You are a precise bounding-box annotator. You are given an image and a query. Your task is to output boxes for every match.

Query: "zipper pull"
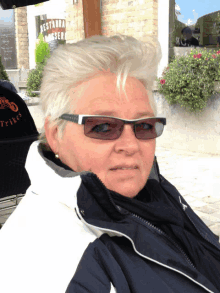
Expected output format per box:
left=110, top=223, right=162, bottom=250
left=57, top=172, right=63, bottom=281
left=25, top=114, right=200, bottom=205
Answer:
left=179, top=196, right=188, bottom=211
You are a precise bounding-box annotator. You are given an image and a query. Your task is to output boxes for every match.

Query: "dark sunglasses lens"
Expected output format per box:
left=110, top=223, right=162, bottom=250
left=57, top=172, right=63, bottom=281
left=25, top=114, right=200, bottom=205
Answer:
left=135, top=119, right=164, bottom=139
left=84, top=118, right=123, bottom=140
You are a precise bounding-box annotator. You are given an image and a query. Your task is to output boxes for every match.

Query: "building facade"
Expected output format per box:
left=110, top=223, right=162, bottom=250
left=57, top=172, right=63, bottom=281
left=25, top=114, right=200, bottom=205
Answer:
left=16, top=0, right=169, bottom=78
left=26, top=0, right=66, bottom=69
left=7, top=1, right=220, bottom=77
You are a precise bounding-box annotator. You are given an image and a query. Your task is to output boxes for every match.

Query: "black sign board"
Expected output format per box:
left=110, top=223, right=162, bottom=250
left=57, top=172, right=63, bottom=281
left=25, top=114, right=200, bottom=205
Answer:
left=0, top=0, right=49, bottom=10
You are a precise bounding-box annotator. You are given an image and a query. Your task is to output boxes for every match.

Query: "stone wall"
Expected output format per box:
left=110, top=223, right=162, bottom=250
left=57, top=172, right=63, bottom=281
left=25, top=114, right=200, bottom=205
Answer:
left=14, top=7, right=29, bottom=69
left=65, top=0, right=84, bottom=43
left=64, top=0, right=158, bottom=43
left=173, top=46, right=220, bottom=57
left=6, top=68, right=30, bottom=93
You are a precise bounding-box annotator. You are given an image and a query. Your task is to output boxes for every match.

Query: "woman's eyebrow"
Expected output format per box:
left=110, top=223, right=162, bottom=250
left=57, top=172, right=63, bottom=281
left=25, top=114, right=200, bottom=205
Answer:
left=134, top=112, right=155, bottom=118
left=91, top=111, right=155, bottom=118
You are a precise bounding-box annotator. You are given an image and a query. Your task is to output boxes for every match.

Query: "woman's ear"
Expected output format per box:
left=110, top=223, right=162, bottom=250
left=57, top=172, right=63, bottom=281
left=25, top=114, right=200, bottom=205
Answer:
left=44, top=116, right=59, bottom=154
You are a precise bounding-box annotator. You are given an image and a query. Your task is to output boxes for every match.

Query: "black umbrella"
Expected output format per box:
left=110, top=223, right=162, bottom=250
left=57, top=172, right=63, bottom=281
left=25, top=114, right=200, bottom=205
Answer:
left=0, top=0, right=49, bottom=10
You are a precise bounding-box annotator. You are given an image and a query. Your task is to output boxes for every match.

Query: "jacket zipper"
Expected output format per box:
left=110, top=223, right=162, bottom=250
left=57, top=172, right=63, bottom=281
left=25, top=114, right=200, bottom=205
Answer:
left=130, top=212, right=196, bottom=269
left=76, top=209, right=215, bottom=293
left=79, top=173, right=215, bottom=292
left=95, top=173, right=207, bottom=268
left=96, top=172, right=219, bottom=266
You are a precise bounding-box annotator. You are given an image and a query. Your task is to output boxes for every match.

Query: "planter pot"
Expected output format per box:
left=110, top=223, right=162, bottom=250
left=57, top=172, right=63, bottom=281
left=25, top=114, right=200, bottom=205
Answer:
left=153, top=91, right=220, bottom=155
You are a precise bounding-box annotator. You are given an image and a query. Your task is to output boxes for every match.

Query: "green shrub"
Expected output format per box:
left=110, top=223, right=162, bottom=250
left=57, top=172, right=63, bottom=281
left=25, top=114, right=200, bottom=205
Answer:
left=26, top=56, right=49, bottom=97
left=26, top=34, right=51, bottom=97
left=35, top=33, right=51, bottom=64
left=157, top=48, right=220, bottom=113
left=0, top=55, right=10, bottom=81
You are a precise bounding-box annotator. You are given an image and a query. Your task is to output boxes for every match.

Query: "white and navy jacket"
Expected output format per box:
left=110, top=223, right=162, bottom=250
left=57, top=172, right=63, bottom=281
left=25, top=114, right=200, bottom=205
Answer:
left=0, top=141, right=219, bottom=293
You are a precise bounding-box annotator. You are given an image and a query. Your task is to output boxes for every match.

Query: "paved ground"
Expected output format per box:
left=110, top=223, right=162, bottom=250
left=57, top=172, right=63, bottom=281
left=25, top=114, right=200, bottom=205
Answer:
left=155, top=146, right=220, bottom=239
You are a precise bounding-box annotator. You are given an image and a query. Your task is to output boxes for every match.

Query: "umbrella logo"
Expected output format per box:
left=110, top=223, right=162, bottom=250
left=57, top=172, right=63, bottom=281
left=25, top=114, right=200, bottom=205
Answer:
left=0, top=97, right=18, bottom=112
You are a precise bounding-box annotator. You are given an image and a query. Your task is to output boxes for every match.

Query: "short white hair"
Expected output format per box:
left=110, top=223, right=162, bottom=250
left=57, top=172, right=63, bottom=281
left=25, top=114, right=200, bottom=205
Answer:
left=39, top=34, right=162, bottom=145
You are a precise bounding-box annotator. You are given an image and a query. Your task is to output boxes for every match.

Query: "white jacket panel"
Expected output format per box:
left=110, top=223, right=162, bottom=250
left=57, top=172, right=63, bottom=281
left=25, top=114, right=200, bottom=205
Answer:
left=0, top=141, right=99, bottom=293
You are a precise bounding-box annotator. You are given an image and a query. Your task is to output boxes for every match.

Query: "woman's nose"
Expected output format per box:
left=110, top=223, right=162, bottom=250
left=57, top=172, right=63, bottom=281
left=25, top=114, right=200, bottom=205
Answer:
left=114, top=124, right=140, bottom=154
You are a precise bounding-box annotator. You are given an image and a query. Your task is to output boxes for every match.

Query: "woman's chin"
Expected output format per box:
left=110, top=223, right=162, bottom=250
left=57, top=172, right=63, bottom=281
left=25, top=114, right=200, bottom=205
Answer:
left=97, top=172, right=147, bottom=198
left=108, top=183, right=142, bottom=198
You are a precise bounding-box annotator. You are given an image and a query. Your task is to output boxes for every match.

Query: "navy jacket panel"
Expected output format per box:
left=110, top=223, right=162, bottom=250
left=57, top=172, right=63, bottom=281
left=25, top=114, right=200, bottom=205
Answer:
left=68, top=172, right=220, bottom=293
left=100, top=234, right=215, bottom=293
left=67, top=233, right=215, bottom=293
left=66, top=239, right=112, bottom=293
left=78, top=212, right=219, bottom=293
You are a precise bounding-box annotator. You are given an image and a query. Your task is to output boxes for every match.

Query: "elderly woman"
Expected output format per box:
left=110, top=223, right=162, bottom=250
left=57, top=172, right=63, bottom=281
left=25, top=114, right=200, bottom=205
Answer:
left=0, top=34, right=220, bottom=293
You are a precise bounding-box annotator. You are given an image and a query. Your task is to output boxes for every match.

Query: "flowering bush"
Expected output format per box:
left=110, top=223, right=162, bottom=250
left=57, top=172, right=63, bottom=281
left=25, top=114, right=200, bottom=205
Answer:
left=157, top=49, right=220, bottom=113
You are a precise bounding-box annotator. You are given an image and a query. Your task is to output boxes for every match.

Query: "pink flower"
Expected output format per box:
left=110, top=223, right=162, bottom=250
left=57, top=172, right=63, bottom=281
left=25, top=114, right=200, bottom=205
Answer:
left=217, top=51, right=220, bottom=55
left=206, top=58, right=208, bottom=60
left=193, top=54, right=202, bottom=59
left=212, top=54, right=216, bottom=58
left=160, top=79, right=166, bottom=85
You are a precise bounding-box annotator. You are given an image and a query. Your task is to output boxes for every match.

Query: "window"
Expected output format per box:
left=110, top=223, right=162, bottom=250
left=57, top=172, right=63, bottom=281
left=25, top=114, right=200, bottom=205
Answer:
left=0, top=6, right=17, bottom=69
left=170, top=0, right=220, bottom=48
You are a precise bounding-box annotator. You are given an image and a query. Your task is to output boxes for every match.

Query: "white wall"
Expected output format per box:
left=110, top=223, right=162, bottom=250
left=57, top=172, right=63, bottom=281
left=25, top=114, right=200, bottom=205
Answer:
left=157, top=0, right=169, bottom=78
left=27, top=0, right=67, bottom=70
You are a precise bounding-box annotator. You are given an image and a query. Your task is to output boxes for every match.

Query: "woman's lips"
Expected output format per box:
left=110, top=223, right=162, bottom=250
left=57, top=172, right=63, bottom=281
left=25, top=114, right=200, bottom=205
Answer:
left=110, top=166, right=138, bottom=171
left=111, top=167, right=138, bottom=170
left=110, top=167, right=139, bottom=175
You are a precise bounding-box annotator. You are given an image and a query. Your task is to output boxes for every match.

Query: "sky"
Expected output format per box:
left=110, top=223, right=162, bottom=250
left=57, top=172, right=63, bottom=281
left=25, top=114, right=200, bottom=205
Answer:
left=0, top=6, right=14, bottom=28
left=176, top=0, right=220, bottom=25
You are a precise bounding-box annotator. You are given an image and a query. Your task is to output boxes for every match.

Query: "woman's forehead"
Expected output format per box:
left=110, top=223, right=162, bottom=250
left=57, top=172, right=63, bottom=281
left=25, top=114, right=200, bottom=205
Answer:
left=69, top=73, right=153, bottom=116
left=73, top=96, right=153, bottom=119
left=72, top=73, right=145, bottom=93
left=72, top=74, right=149, bottom=101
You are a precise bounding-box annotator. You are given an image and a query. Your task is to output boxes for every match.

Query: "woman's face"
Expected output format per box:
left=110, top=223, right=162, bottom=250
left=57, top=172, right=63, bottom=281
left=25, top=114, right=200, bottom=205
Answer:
left=46, top=73, right=156, bottom=198
left=183, top=31, right=192, bottom=40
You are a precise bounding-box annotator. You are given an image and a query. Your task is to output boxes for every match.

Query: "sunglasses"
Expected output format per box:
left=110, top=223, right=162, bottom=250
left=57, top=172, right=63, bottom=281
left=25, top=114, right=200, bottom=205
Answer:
left=59, top=114, right=166, bottom=140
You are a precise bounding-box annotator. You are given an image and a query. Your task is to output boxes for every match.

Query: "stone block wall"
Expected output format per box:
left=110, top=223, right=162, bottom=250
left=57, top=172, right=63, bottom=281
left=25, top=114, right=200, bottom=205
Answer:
left=14, top=7, right=29, bottom=69
left=173, top=47, right=220, bottom=57
left=6, top=68, right=30, bottom=93
left=65, top=0, right=84, bottom=43
left=64, top=0, right=158, bottom=43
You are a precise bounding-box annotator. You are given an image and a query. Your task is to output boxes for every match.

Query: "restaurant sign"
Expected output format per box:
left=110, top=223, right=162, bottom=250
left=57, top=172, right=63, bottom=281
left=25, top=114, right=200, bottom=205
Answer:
left=36, top=15, right=66, bottom=53
left=40, top=19, right=66, bottom=42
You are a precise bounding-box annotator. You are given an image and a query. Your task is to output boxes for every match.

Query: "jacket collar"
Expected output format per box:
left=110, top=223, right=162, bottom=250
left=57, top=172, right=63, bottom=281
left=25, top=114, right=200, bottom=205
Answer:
left=25, top=141, right=127, bottom=221
left=25, top=141, right=87, bottom=210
